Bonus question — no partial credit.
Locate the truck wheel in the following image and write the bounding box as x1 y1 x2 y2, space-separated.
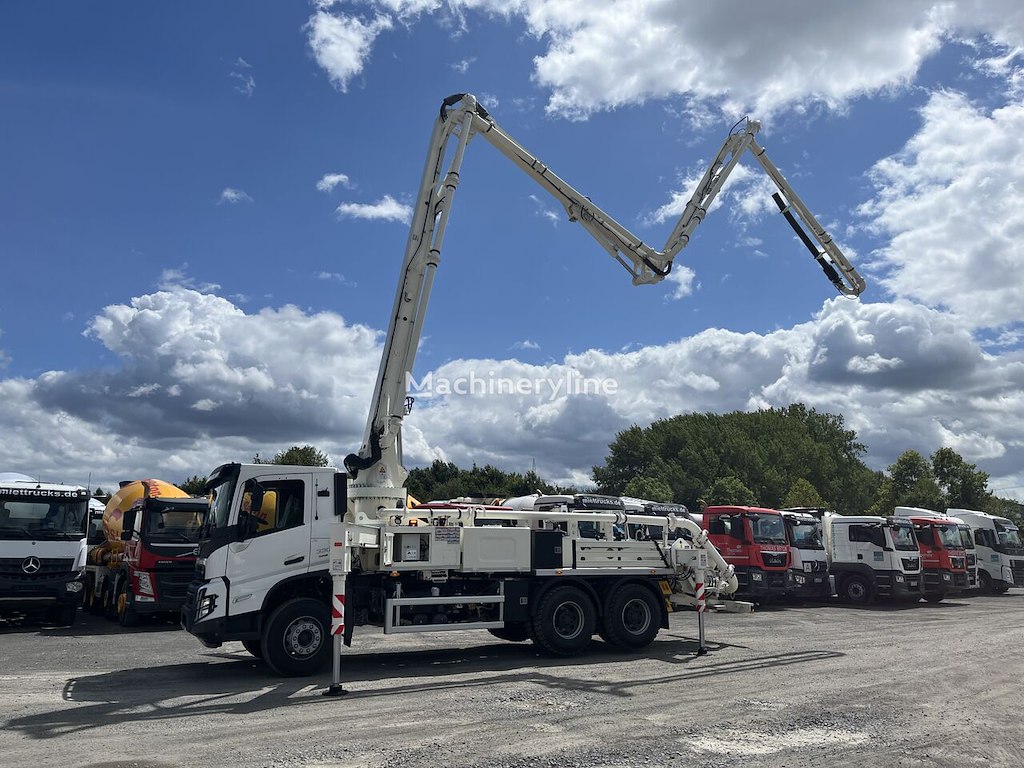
924 593 945 603
241 640 264 659
978 570 993 594
530 585 596 656
102 580 119 621
600 583 661 651
117 582 140 627
84 579 103 615
46 603 78 628
994 583 1010 594
488 624 530 642
261 598 332 677
842 576 874 605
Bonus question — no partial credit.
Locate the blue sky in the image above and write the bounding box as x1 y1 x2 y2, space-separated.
2 2 1024 498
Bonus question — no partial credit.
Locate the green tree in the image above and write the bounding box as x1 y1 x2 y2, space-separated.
593 404 879 514
782 478 827 509
931 447 991 510
623 475 673 502
868 450 944 514
700 476 757 507
178 475 208 496
255 445 330 467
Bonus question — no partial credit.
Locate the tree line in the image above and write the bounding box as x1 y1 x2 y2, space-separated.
161 412 1023 527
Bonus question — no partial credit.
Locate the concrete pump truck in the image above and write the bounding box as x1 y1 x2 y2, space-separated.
183 94 865 680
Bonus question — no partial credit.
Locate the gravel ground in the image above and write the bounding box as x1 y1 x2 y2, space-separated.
2 591 1022 768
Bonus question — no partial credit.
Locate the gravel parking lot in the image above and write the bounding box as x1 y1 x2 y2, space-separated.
2 592 1022 768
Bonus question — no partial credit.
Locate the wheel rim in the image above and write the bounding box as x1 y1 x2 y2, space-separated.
849 582 866 601
283 617 323 658
552 600 585 641
620 597 652 635
117 592 127 616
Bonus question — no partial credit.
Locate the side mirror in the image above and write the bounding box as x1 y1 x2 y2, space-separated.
120 509 137 540
238 510 259 540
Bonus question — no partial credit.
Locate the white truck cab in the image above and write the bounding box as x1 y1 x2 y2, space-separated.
947 508 1024 593
823 514 924 604
780 509 830 599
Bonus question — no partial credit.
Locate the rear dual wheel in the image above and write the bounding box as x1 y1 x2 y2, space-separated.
599 583 661 651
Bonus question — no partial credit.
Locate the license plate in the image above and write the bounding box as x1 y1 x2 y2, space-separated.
909 580 918 587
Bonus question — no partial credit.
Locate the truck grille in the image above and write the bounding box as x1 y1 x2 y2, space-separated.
1011 560 1024 587
901 557 920 571
761 552 787 568
0 557 74 581
806 560 827 573
154 571 194 603
950 557 966 571
952 572 968 588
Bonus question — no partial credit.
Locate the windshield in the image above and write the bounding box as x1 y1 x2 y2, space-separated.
995 521 1023 548
207 471 238 531
890 524 918 551
144 504 207 543
0 497 87 539
785 519 823 549
935 524 962 549
750 513 787 544
957 525 974 550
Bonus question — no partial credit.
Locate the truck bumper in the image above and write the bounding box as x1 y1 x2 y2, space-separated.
0 575 83 613
735 567 788 600
890 575 924 598
787 569 831 598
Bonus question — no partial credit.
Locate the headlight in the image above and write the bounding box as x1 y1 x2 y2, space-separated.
136 572 154 595
196 590 218 621
895 573 905 583
65 581 84 593
942 573 951 581
751 572 764 582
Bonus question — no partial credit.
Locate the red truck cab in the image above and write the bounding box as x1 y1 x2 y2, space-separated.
701 505 790 602
895 509 968 602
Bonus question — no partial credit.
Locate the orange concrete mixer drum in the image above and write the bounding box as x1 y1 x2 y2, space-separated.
103 479 190 548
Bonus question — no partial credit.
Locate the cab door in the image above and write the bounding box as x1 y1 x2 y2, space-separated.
225 472 312 615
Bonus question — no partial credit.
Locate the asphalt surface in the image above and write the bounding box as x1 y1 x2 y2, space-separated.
2 591 1022 768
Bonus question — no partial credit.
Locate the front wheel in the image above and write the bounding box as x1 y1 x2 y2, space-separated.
117 581 140 627
530 585 596 656
978 569 993 594
241 640 264 659
600 583 661 651
842 576 874 605
261 598 332 677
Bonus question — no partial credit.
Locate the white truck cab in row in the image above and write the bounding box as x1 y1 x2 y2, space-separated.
947 508 1024 593
823 514 924 604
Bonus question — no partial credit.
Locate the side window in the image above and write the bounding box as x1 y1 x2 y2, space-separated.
707 516 730 536
849 525 867 543
916 526 934 547
242 479 305 535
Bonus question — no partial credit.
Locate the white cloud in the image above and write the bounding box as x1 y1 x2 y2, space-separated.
451 57 475 74
218 187 252 205
316 172 353 192
305 10 393 92
511 339 540 351
336 194 412 223
528 194 559 226
158 265 221 294
306 2 1024 121
229 57 255 97
859 90 1024 331
3 287 1024 497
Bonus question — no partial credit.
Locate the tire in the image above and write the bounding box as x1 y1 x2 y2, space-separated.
102 580 119 621
488 624 530 642
600 583 661 651
117 581 140 628
241 640 264 659
46 603 78 628
261 598 332 677
85 578 104 616
924 593 945 603
530 585 596 656
994 583 1010 594
978 570 993 594
842 575 874 605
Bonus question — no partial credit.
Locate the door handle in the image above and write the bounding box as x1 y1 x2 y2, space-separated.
284 555 305 566
857 554 863 560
